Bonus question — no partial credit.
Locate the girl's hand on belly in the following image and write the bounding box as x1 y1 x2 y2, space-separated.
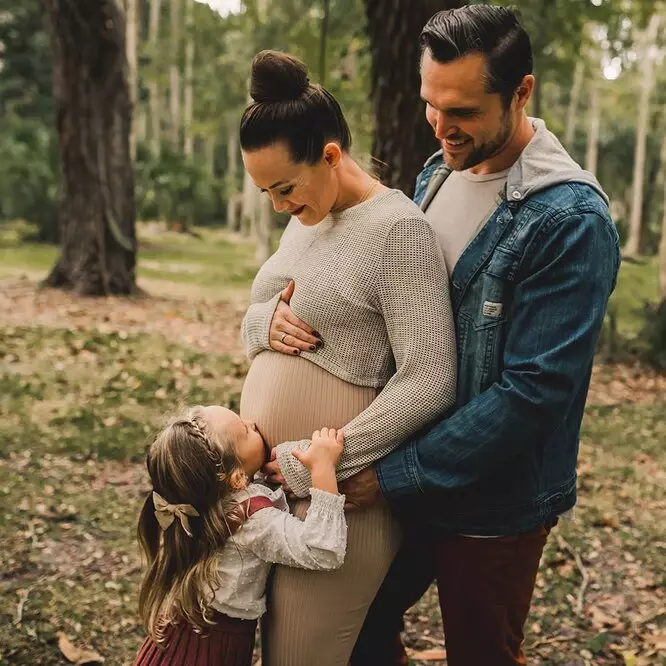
292 428 344 495
263 449 287 486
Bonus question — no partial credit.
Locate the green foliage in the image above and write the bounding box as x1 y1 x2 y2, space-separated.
0 114 59 241
134 143 224 225
0 0 53 120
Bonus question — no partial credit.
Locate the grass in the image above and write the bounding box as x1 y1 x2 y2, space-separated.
0 225 261 295
0 227 664 665
0 327 247 666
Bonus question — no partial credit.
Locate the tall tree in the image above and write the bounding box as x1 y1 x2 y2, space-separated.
254 192 274 264
363 0 465 196
226 122 241 231
169 0 182 149
319 0 331 86
148 0 163 156
585 76 601 175
660 129 666 303
126 0 139 158
564 59 584 150
241 167 258 238
183 0 195 157
625 13 661 258
45 0 136 295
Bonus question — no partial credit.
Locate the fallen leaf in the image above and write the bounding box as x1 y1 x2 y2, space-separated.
407 648 447 660
621 651 637 666
644 633 666 650
58 632 105 665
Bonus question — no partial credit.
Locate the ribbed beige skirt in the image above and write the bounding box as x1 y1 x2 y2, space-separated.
240 351 402 666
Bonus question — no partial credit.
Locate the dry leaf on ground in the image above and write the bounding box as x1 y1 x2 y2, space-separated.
407 647 447 660
58 632 105 665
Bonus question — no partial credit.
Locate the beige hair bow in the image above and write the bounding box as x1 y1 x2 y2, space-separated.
153 491 200 537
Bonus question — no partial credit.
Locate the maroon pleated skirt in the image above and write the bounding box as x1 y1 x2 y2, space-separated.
133 611 257 666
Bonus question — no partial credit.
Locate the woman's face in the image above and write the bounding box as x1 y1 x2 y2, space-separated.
242 142 340 226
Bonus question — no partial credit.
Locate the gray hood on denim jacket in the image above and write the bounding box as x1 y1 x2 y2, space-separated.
424 118 609 206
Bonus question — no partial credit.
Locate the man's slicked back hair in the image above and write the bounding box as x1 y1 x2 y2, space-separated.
421 5 533 108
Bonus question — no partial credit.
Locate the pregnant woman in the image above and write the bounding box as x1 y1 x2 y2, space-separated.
238 50 457 666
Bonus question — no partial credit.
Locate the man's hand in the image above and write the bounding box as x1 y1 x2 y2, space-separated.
269 280 322 355
338 467 382 511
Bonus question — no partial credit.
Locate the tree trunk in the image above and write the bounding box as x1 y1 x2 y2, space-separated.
226 125 241 231
149 0 162 156
319 0 330 86
125 0 138 158
254 194 274 265
45 0 136 296
241 168 258 237
137 104 148 143
585 77 600 176
364 0 465 196
625 13 661 258
659 131 666 302
183 0 194 157
565 59 584 151
169 0 181 150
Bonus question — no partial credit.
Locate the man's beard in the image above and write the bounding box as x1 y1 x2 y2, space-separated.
446 111 513 171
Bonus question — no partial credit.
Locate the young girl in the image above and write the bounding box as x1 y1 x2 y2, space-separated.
133 404 346 666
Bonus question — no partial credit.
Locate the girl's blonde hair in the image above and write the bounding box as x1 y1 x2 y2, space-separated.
137 406 249 643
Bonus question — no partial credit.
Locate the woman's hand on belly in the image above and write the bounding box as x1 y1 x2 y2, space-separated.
269 281 322 355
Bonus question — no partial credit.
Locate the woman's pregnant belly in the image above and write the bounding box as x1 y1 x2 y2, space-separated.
240 351 377 448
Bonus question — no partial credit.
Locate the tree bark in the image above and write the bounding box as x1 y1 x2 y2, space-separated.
125 0 138 158
183 0 194 157
45 0 136 296
585 77 600 176
149 0 162 156
625 13 661 258
241 168 258 237
319 0 330 86
659 133 666 306
364 0 465 197
254 193 274 265
565 59 584 151
226 124 241 231
169 0 181 150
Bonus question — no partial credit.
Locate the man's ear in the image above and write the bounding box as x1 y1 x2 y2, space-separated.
323 142 342 168
514 74 535 112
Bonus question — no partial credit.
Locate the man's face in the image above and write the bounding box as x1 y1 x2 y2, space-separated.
421 50 515 171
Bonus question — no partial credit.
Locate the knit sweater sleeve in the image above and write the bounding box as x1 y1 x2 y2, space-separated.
275 216 457 497
240 293 282 361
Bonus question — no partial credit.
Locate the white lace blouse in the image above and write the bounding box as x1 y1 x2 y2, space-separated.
209 483 347 620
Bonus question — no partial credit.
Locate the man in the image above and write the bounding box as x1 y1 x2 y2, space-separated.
265 5 619 665
344 6 620 665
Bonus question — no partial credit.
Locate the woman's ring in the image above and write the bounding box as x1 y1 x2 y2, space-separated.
280 332 288 343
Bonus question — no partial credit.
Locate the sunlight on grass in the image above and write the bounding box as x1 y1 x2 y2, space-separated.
0 225 261 291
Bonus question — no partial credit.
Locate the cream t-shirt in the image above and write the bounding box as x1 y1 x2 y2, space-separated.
424 167 510 277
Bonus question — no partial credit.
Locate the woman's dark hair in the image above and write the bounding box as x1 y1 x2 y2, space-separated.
240 50 352 165
421 5 533 108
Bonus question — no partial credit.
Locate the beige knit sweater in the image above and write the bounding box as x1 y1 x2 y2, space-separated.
241 188 457 497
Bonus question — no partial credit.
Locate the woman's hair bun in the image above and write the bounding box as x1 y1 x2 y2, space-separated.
250 50 310 104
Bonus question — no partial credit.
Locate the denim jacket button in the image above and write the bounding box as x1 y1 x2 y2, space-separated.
512 190 523 200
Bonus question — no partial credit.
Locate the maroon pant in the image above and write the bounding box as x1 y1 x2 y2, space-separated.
351 523 552 666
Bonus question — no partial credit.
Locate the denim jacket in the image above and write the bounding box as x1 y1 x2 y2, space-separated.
376 119 621 535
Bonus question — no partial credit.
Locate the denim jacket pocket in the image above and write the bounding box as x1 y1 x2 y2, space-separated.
456 253 517 401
